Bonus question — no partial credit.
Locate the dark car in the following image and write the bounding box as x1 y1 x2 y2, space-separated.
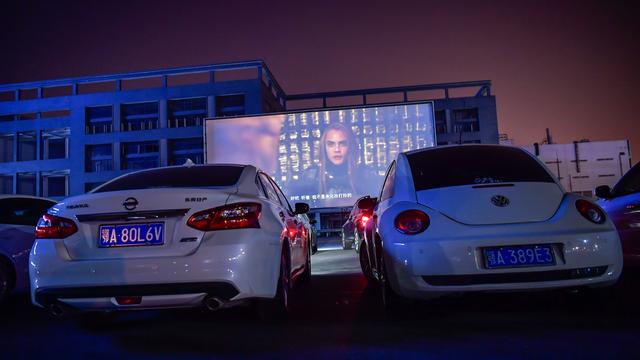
341 196 375 251
0 195 56 303
597 161 640 267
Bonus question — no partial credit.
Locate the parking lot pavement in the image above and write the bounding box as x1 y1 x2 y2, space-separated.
1 250 639 359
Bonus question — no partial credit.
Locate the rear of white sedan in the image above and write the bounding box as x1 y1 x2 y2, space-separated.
372 145 623 301
30 164 309 317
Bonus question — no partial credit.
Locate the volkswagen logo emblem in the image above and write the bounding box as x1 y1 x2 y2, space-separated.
123 197 139 211
491 195 510 207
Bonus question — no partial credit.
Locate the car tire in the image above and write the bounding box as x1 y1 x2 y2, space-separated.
359 243 374 282
299 243 312 285
378 254 412 316
256 252 290 322
0 262 10 304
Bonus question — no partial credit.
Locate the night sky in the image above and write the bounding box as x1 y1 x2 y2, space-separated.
2 0 639 159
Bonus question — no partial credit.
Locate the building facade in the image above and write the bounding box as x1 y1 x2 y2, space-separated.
0 60 498 204
522 140 633 197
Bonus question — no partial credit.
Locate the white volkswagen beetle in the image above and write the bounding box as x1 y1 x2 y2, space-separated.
29 164 311 319
358 145 623 308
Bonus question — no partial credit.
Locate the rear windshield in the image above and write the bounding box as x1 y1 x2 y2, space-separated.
612 161 640 197
93 165 245 193
0 198 56 226
407 146 555 191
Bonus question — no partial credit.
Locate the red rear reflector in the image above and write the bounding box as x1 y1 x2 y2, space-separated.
187 202 261 231
394 210 430 235
35 214 78 239
115 296 142 305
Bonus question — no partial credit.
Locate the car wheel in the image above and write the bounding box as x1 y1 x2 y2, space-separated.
0 263 10 304
299 244 312 285
256 252 290 322
359 243 374 282
378 254 411 315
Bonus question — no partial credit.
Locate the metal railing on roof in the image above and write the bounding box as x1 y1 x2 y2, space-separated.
0 60 287 106
284 80 492 109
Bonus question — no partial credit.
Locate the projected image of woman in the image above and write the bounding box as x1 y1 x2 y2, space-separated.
296 123 373 202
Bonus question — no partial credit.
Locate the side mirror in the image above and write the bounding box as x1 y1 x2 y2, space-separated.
595 185 612 199
357 196 376 211
294 202 310 214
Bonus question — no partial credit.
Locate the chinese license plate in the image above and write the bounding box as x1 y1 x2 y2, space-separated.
99 223 164 248
484 244 555 269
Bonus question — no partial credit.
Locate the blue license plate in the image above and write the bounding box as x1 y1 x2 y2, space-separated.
99 223 164 248
484 244 555 269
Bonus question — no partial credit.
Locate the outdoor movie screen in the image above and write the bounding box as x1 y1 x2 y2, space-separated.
205 102 436 208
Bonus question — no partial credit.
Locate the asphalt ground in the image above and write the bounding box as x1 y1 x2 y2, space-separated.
1 249 639 359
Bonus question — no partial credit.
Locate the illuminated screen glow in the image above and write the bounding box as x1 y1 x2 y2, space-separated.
206 102 435 208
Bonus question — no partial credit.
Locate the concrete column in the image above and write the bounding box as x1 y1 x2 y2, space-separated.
113 142 121 171
207 96 216 118
159 139 168 167
113 104 121 133
159 99 167 129
445 109 453 134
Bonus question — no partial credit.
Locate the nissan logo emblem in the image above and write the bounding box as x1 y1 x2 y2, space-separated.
491 195 510 207
123 197 139 211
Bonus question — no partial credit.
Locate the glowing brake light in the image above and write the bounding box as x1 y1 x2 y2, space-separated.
394 210 430 235
35 214 78 239
575 199 606 224
187 202 261 231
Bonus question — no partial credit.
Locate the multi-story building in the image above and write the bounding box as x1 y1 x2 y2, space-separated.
522 140 633 197
0 61 499 234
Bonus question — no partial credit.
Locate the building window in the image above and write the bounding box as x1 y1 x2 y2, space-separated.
42 171 68 198
452 108 480 133
168 138 204 166
0 133 14 162
17 172 36 196
85 144 113 172
0 175 12 194
41 128 69 160
121 102 159 131
84 182 105 193
121 141 159 170
168 97 207 128
85 105 113 134
215 94 245 117
18 131 37 161
435 110 447 134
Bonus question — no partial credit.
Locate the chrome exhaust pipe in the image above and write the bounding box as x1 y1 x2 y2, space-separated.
204 297 223 311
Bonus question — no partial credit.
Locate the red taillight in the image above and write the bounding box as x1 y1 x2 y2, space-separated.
187 202 261 231
115 296 142 305
35 214 78 239
576 199 606 224
394 210 430 235
357 214 370 231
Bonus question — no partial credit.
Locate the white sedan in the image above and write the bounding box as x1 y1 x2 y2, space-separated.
30 164 311 319
358 145 623 308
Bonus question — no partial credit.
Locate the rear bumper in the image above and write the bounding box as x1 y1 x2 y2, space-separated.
29 229 282 309
383 229 623 299
35 282 239 310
